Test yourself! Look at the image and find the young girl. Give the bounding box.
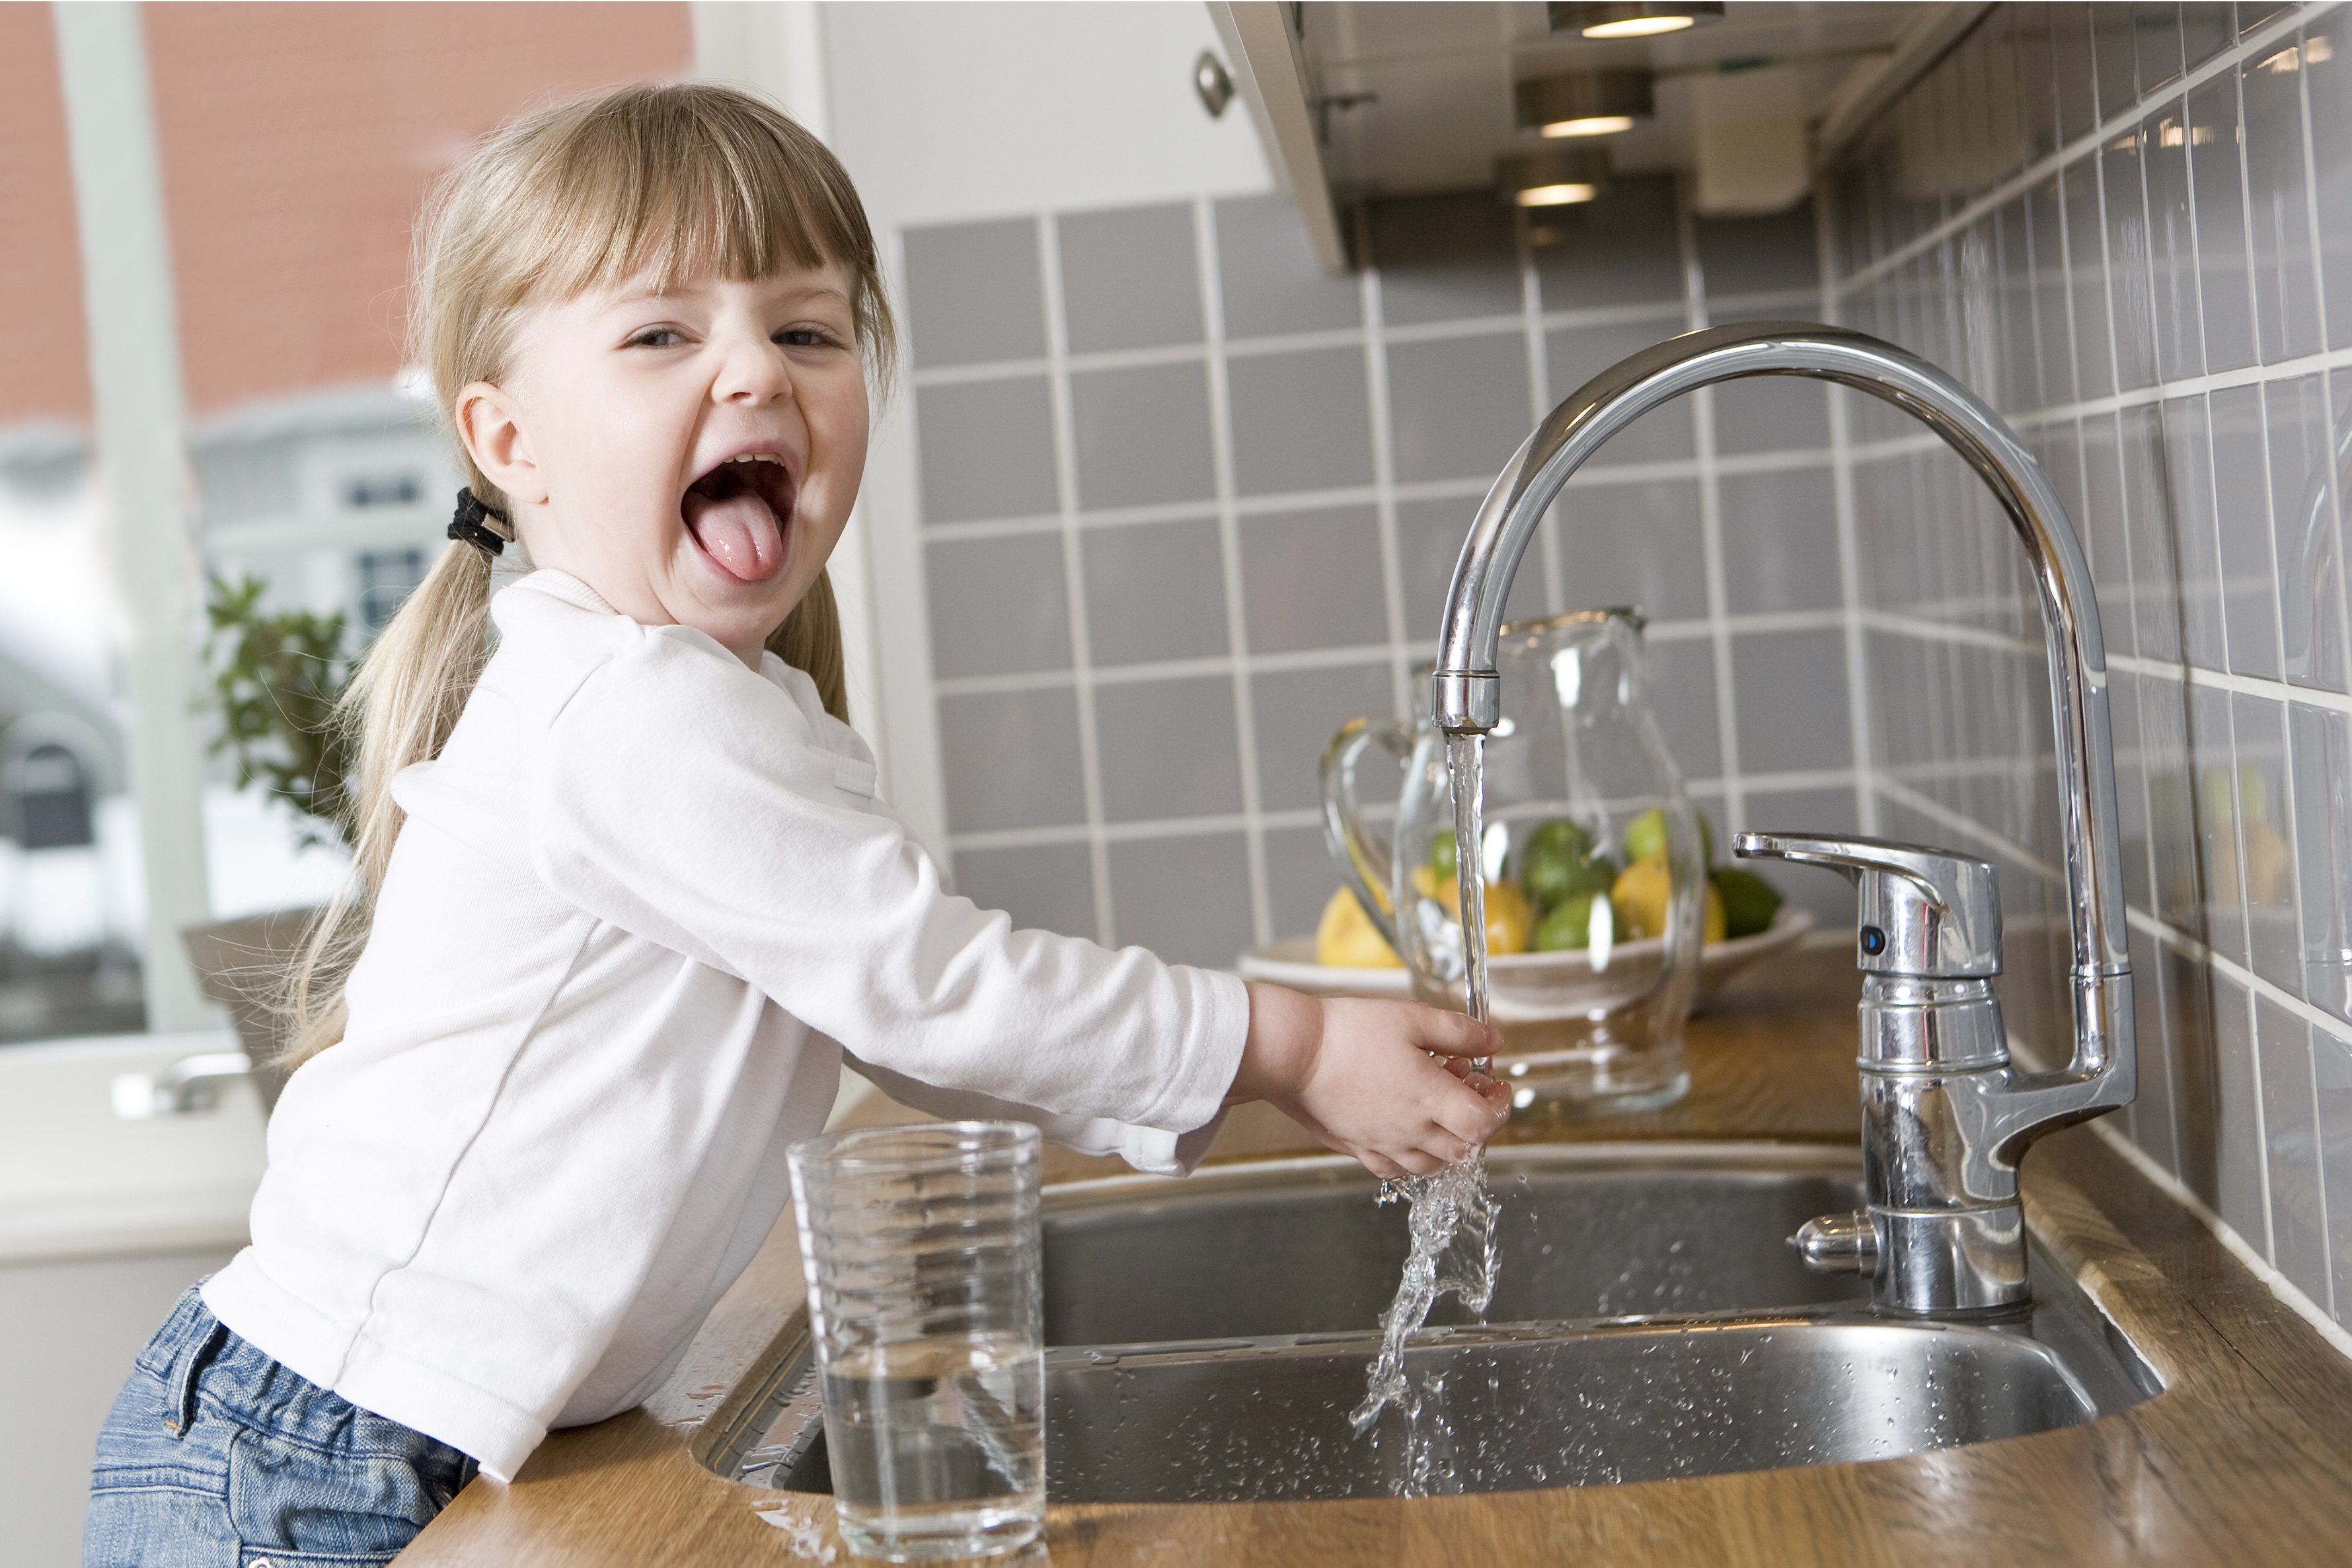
[83,83,1507,1566]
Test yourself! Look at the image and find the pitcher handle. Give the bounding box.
[1319,716,1415,956]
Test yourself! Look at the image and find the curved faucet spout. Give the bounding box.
[1432,320,2131,1114]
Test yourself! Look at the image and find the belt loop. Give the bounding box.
[163,1318,229,1439]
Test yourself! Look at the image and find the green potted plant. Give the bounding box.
[180,574,356,1112]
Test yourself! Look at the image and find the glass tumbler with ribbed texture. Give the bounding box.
[787,1121,1044,1562]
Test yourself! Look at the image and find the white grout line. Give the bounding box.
[1034,213,1118,949]
[944,778,1864,858]
[2295,35,2342,1308]
[901,293,1819,393]
[1359,231,1416,727]
[928,609,1862,701]
[1817,179,1880,838]
[919,443,1852,547]
[2233,55,2301,746]
[1829,3,2331,299]
[1521,210,1566,618]
[951,807,1325,854]
[1854,604,2352,720]
[1680,183,1747,838]
[1195,198,1275,949]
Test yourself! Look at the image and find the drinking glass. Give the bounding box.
[787,1121,1045,1562]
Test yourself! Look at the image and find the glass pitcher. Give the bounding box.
[1320,610,1702,1114]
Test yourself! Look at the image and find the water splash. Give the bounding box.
[1347,732,1502,1495]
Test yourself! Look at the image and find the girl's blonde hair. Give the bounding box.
[283,82,891,1066]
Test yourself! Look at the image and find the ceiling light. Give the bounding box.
[1547,3,1726,40]
[1514,69,1654,138]
[1497,147,1612,207]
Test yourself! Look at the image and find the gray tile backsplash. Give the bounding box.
[1225,347,1375,496]
[1092,676,1243,823]
[1549,478,1709,622]
[936,687,1086,834]
[1214,194,1363,338]
[1248,662,1396,815]
[1056,203,1203,355]
[1081,517,1229,667]
[1731,628,1852,776]
[925,533,1071,678]
[1105,832,1254,969]
[901,218,1047,368]
[905,169,1868,971]
[1829,3,2352,1340]
[913,377,1058,522]
[1385,333,1535,484]
[1069,361,1216,509]
[894,12,2352,1345]
[1238,506,1387,654]
[1718,467,1842,615]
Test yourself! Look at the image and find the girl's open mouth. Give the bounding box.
[681,453,796,582]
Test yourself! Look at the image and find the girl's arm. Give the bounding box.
[534,630,1506,1178]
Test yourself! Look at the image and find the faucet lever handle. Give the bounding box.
[1733,832,2001,979]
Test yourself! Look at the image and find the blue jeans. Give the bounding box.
[84,1284,478,1567]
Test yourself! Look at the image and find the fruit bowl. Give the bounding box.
[1236,905,1817,1015]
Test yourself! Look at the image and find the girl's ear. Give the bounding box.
[456,381,547,505]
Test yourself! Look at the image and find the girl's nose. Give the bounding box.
[712,332,793,406]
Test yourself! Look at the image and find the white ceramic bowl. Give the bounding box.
[1236,905,1817,1014]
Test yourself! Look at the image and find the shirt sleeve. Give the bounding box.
[529,628,1248,1142]
[843,1057,1227,1177]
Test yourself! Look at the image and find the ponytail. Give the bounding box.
[767,567,848,724]
[280,539,495,1065]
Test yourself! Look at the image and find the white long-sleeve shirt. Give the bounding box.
[202,571,1248,1481]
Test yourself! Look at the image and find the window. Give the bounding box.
[356,547,427,635]
[7,742,93,850]
[343,471,423,509]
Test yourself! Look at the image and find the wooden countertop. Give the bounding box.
[399,951,2352,1565]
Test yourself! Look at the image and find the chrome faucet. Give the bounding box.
[1430,321,2135,1316]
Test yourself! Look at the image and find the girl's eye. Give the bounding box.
[626,328,686,349]
[776,326,843,349]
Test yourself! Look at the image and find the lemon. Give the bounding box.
[1317,887,1403,968]
[1411,866,1535,955]
[1610,853,1726,943]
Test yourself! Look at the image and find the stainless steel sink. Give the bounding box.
[708,1144,2157,1502]
[1041,1142,1871,1342]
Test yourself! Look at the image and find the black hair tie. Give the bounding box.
[448,489,510,556]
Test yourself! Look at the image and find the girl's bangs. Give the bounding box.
[519,96,862,307]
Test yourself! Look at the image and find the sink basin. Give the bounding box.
[1042,1142,1870,1343]
[706,1143,2156,1502]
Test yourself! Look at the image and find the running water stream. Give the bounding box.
[1347,731,1502,1495]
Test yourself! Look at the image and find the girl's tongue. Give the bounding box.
[681,464,789,581]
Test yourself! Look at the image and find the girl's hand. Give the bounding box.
[1228,982,1511,1179]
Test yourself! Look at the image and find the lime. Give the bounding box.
[1709,866,1782,938]
[1519,817,1611,912]
[1533,891,1607,951]
[1429,832,1459,879]
[1622,807,1668,864]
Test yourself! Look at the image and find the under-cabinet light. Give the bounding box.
[1515,70,1654,139]
[1497,147,1612,207]
[1548,3,1725,40]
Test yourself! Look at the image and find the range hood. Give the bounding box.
[1208,1,1987,270]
